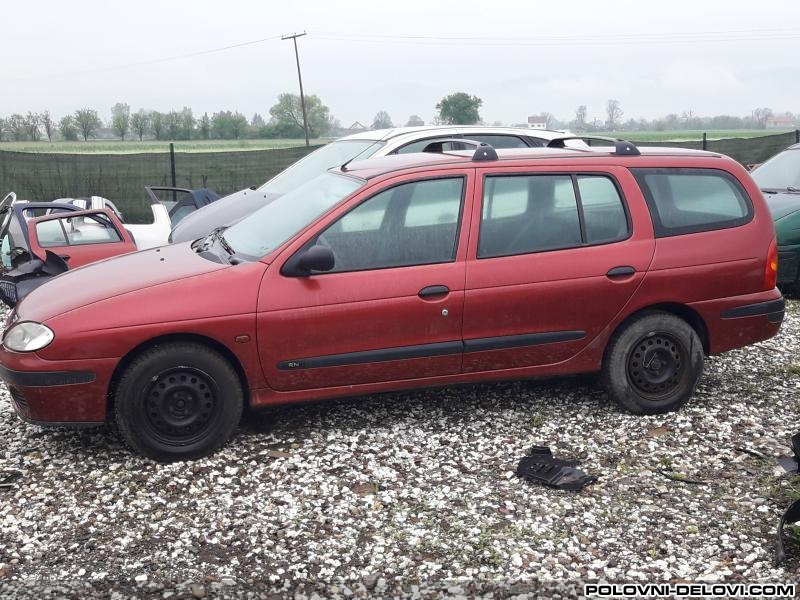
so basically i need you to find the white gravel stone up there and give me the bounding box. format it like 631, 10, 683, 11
0, 302, 798, 597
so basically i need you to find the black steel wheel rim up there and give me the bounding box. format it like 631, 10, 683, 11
626, 332, 686, 399
144, 367, 220, 446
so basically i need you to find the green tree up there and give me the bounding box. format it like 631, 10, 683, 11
41, 111, 55, 141
74, 108, 101, 141
130, 110, 150, 141
24, 112, 42, 141
0, 118, 6, 142
180, 107, 195, 140
268, 93, 332, 138
8, 114, 27, 141
573, 105, 587, 132
605, 99, 623, 131
435, 92, 483, 125
59, 115, 78, 141
165, 111, 181, 139
210, 111, 249, 139
111, 102, 131, 140
150, 111, 164, 140
372, 110, 393, 129
198, 113, 211, 139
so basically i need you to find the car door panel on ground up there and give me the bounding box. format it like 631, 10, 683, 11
257, 170, 475, 391
27, 209, 137, 268
463, 166, 655, 372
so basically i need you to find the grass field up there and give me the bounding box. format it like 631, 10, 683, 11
594, 129, 796, 142
0, 138, 325, 154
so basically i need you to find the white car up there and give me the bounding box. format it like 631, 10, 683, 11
57, 195, 172, 250
170, 126, 588, 243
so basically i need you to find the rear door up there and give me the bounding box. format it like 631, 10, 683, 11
462, 165, 655, 372
27, 209, 137, 268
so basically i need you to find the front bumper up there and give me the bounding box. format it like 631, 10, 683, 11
0, 348, 117, 425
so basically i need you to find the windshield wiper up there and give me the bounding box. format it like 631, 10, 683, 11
761, 187, 800, 194
195, 226, 238, 263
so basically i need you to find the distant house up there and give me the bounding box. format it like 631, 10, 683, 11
766, 114, 797, 129
527, 115, 548, 130
340, 121, 368, 136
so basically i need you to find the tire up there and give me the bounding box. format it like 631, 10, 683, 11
114, 342, 243, 462
602, 312, 703, 415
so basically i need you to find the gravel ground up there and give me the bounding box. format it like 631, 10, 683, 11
1, 302, 800, 599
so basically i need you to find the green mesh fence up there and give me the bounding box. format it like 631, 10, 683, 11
0, 145, 321, 202
629, 131, 798, 165
1, 134, 798, 209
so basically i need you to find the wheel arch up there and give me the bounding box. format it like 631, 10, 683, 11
608, 303, 710, 356
107, 333, 251, 416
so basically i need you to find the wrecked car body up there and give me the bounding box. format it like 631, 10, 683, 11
56, 186, 219, 250
0, 195, 136, 307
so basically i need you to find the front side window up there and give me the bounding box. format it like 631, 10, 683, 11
36, 214, 123, 247
632, 168, 752, 237
225, 172, 365, 259
478, 173, 629, 258
314, 177, 465, 272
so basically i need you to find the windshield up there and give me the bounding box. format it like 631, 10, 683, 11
225, 172, 364, 259
258, 140, 384, 195
752, 149, 800, 190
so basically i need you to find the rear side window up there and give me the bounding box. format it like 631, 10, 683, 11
632, 168, 752, 237
478, 174, 629, 258
463, 135, 529, 149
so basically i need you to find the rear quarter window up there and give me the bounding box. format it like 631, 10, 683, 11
631, 168, 753, 237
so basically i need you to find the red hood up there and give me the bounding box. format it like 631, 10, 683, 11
17, 243, 227, 322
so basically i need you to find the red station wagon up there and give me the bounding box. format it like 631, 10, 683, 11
0, 140, 784, 461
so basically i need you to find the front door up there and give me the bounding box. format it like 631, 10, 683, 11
257, 171, 474, 391
462, 166, 655, 372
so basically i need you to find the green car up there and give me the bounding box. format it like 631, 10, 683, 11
752, 143, 800, 289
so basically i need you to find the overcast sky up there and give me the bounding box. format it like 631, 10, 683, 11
3, 0, 800, 126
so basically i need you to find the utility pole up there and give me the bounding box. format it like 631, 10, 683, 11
282, 31, 310, 147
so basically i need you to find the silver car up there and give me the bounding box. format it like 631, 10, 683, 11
170, 126, 586, 243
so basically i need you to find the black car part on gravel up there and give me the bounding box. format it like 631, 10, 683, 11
775, 432, 800, 565
515, 446, 596, 491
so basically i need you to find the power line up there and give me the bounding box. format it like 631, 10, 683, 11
7, 34, 284, 84
314, 30, 800, 47
7, 25, 800, 84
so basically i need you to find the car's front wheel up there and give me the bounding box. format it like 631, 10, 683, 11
602, 312, 704, 414
114, 342, 243, 461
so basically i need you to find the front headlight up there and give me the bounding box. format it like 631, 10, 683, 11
3, 322, 54, 352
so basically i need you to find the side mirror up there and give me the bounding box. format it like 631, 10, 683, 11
283, 244, 335, 277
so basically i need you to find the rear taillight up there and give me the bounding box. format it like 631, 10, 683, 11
765, 237, 778, 290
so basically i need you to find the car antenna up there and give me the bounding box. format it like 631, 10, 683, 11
340, 140, 383, 172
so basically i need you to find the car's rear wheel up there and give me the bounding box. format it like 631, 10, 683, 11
602, 312, 703, 414
114, 342, 243, 462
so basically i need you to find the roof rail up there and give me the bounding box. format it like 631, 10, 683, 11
547, 136, 640, 156
421, 138, 498, 162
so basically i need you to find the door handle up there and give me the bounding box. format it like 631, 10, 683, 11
418, 285, 450, 298
606, 266, 635, 278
